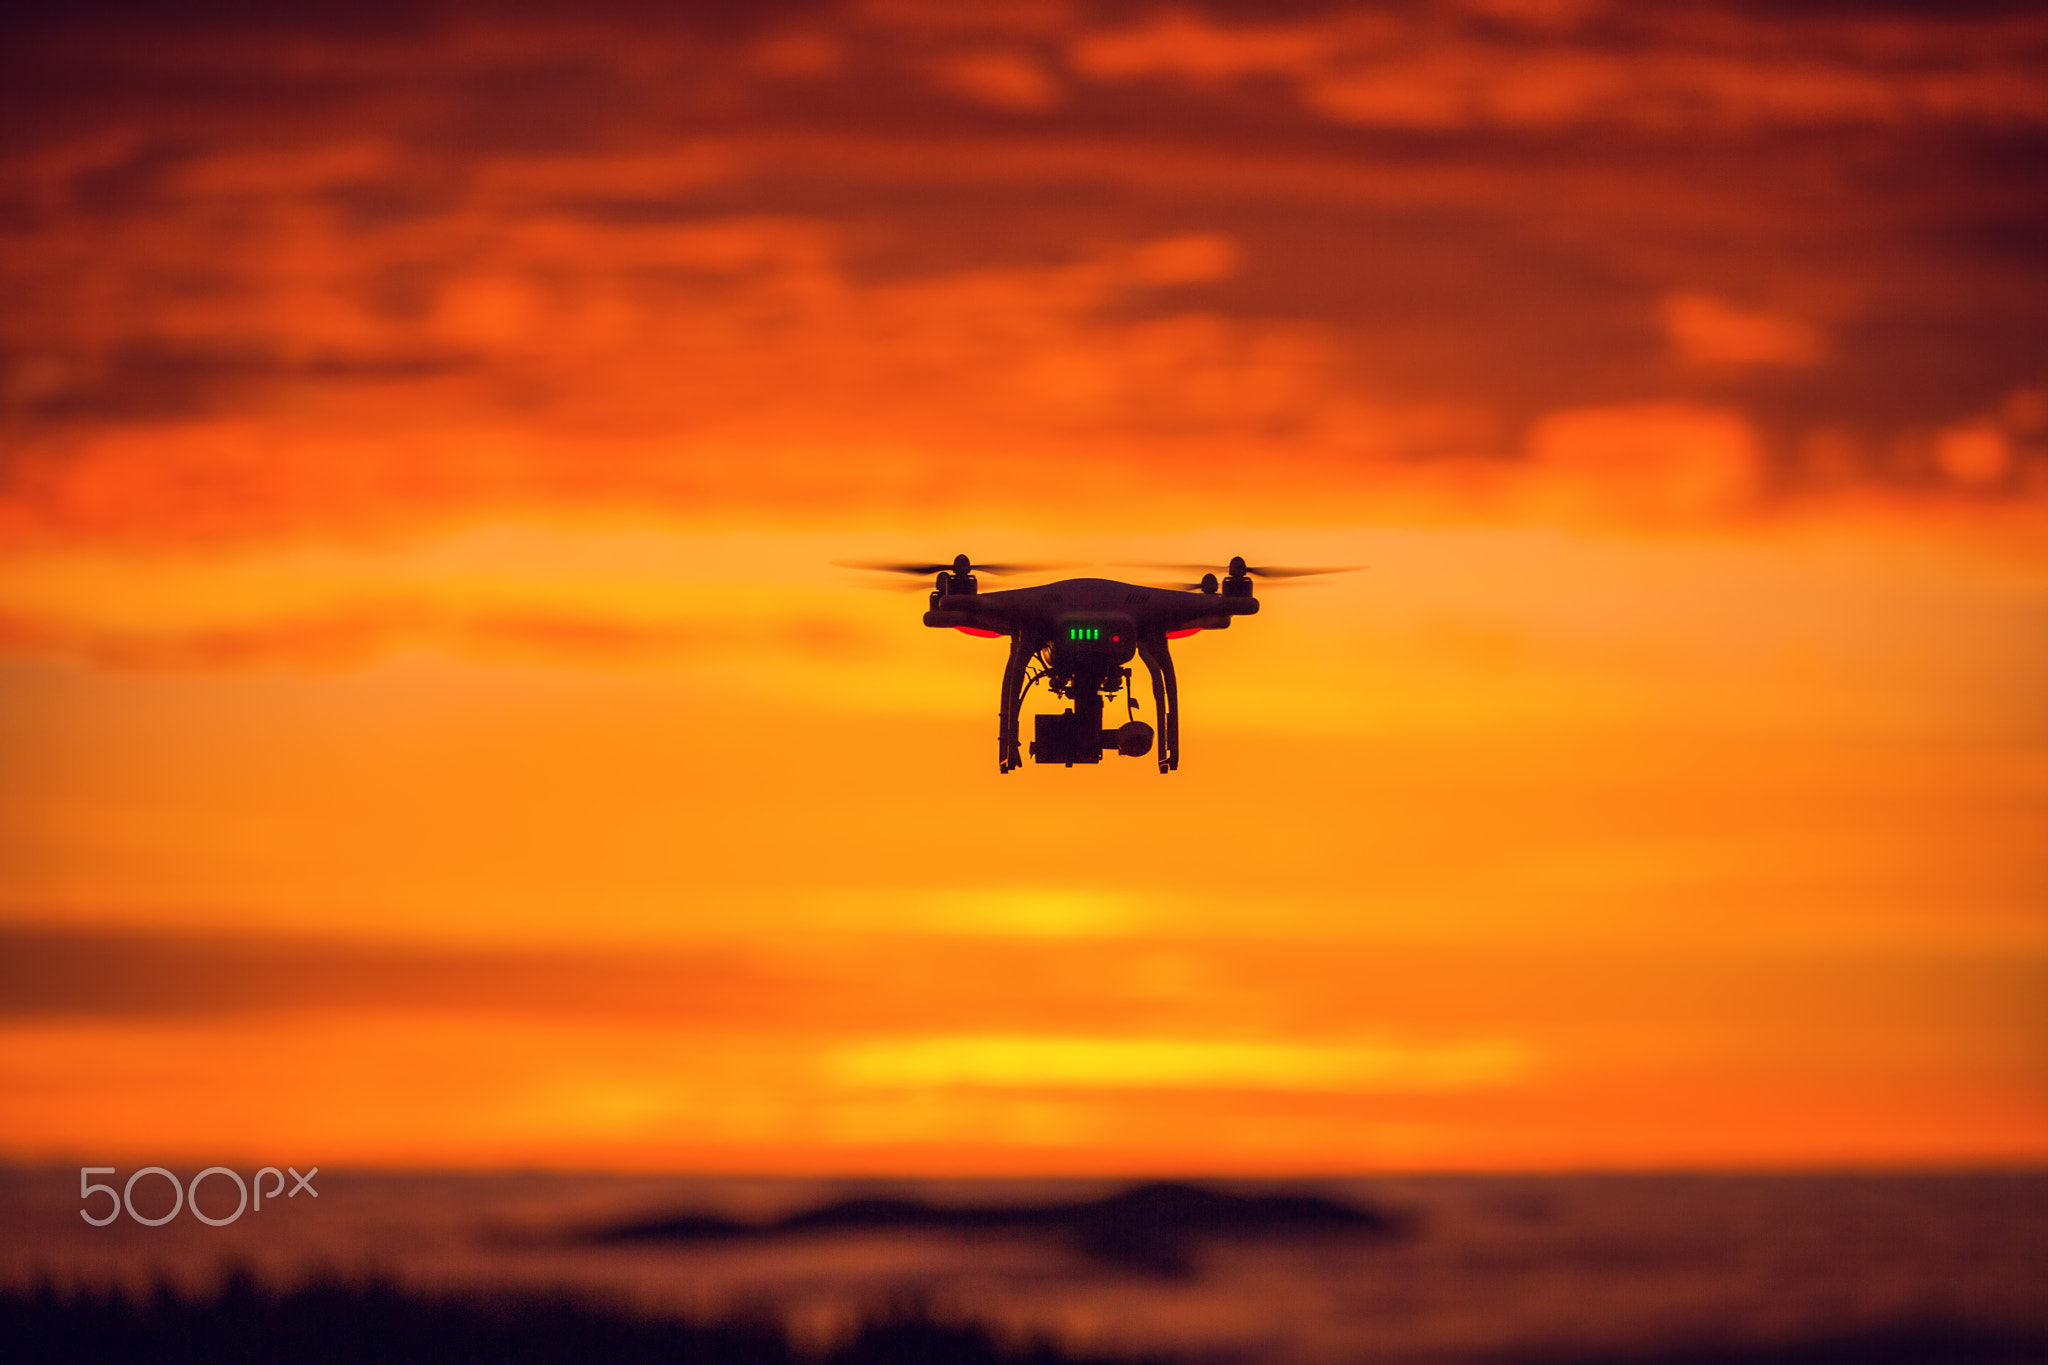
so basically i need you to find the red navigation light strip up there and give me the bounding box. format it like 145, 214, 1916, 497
956, 627, 1004, 638
1166, 628, 1203, 639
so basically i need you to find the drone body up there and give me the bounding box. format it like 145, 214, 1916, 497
924, 563, 1257, 773
847, 554, 1353, 773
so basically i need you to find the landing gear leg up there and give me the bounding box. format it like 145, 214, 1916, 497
1137, 636, 1179, 774
996, 632, 1034, 773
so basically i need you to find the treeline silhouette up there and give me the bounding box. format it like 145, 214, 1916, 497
0, 1272, 1147, 1365
5, 1273, 2041, 1364
1526, 1326, 2048, 1365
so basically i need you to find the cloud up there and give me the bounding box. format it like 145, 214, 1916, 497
1935, 424, 2013, 487
1660, 293, 1823, 368
1127, 232, 1239, 286
751, 29, 846, 79
0, 200, 1372, 546
1069, 8, 2048, 131
0, 601, 867, 670
2004, 388, 2048, 436
0, 0, 2043, 551
1069, 12, 1334, 85
825, 1032, 1530, 1093
929, 49, 1062, 111
0, 924, 793, 1023
1526, 402, 1763, 520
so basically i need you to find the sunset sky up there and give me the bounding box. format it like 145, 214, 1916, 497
1, 0, 2044, 1173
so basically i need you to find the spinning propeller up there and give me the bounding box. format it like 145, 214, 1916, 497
1127, 556, 1363, 591
835, 554, 1075, 578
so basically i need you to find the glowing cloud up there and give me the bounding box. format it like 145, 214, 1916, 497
1660, 293, 1824, 368
1525, 403, 1763, 520
826, 1034, 1530, 1093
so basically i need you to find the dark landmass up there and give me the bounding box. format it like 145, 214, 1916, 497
0, 1271, 1151, 1365
7, 1275, 2043, 1365
1513, 1325, 2048, 1365
583, 1180, 1408, 1276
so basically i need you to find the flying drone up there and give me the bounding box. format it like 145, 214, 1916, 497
844, 555, 1356, 773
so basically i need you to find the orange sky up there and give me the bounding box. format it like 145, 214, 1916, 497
0, 0, 2044, 1173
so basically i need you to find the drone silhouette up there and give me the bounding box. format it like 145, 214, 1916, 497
844, 554, 1357, 773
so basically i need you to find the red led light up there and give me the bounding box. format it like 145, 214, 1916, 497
1166, 628, 1202, 639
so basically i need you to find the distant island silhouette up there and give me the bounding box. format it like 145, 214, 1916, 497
582, 1180, 1408, 1276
